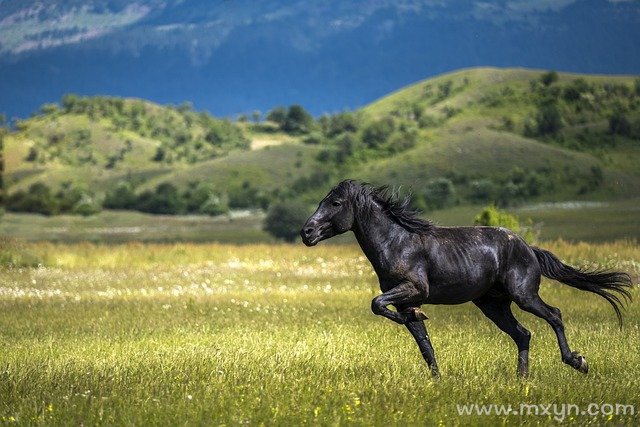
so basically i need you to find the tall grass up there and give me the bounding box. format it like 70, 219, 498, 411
0, 241, 638, 424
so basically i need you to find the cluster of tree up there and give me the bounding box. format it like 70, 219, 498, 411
316, 115, 420, 165
5, 182, 101, 216
104, 181, 230, 215
409, 165, 601, 212
266, 105, 315, 134
523, 72, 640, 146
4, 180, 238, 217
27, 95, 250, 167
261, 105, 421, 167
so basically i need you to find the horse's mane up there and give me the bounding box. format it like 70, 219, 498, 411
334, 180, 434, 235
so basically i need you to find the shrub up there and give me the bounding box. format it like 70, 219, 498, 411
0, 238, 45, 267
198, 193, 229, 216
73, 193, 102, 216
474, 205, 536, 243
263, 200, 310, 242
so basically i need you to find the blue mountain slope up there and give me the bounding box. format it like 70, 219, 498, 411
0, 0, 638, 120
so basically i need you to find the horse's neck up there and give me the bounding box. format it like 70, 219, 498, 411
352, 207, 405, 268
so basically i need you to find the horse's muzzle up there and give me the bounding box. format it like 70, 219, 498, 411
300, 220, 322, 246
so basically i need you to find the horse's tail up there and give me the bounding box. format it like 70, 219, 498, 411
532, 247, 633, 327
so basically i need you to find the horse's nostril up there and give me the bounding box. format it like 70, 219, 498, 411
305, 228, 314, 236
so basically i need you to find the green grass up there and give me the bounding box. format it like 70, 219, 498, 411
0, 211, 271, 244
427, 199, 640, 243
0, 242, 638, 425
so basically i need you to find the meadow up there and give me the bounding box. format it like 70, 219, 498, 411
0, 240, 638, 425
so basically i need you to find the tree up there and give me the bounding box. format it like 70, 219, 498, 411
104, 181, 137, 210
263, 200, 310, 242
283, 105, 314, 134
536, 102, 562, 135
540, 71, 559, 87
609, 110, 632, 137
62, 94, 80, 113
423, 178, 456, 210
136, 183, 185, 214
468, 179, 497, 204
183, 181, 229, 215
362, 118, 395, 149
266, 106, 287, 126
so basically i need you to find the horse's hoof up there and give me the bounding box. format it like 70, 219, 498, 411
577, 356, 588, 374
413, 308, 428, 321
570, 351, 589, 374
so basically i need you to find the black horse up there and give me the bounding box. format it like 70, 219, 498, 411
300, 180, 633, 378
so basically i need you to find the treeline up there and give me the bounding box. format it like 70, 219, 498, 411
407, 165, 604, 212
4, 179, 271, 216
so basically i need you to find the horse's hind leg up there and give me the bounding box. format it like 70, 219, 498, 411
473, 295, 531, 378
513, 292, 588, 374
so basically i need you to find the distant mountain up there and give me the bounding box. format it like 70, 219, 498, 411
1, 0, 639, 120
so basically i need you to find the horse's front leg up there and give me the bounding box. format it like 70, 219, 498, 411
371, 282, 439, 378
370, 281, 425, 324
404, 318, 440, 379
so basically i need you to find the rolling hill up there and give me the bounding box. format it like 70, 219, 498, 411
2, 67, 640, 219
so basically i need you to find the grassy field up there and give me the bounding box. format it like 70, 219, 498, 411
0, 241, 638, 425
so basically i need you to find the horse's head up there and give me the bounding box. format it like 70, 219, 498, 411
300, 181, 357, 246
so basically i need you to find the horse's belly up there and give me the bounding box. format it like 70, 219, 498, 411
424, 270, 496, 305
424, 283, 489, 304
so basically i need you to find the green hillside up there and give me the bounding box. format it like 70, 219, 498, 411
353, 68, 640, 204
2, 67, 640, 219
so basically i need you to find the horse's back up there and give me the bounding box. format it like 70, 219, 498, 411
422, 226, 537, 304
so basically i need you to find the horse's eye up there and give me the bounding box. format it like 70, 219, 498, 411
332, 201, 342, 207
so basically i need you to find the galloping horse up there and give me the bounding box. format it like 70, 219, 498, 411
301, 180, 632, 378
